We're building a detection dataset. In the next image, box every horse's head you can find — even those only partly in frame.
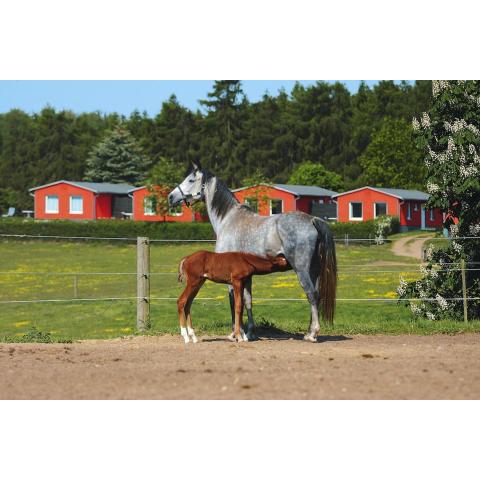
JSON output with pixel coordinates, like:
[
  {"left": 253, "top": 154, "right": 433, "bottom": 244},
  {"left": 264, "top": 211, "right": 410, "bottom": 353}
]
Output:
[{"left": 168, "top": 161, "right": 206, "bottom": 207}]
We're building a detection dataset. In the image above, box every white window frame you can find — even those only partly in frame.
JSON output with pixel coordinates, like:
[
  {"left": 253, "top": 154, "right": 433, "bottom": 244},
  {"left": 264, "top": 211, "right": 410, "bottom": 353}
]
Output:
[
  {"left": 374, "top": 202, "right": 388, "bottom": 218},
  {"left": 269, "top": 199, "right": 283, "bottom": 215},
  {"left": 244, "top": 197, "right": 258, "bottom": 213},
  {"left": 143, "top": 197, "right": 155, "bottom": 216},
  {"left": 69, "top": 195, "right": 83, "bottom": 214},
  {"left": 407, "top": 202, "right": 412, "bottom": 220},
  {"left": 429, "top": 209, "right": 434, "bottom": 221},
  {"left": 349, "top": 202, "right": 363, "bottom": 221},
  {"left": 168, "top": 205, "right": 183, "bottom": 217},
  {"left": 414, "top": 203, "right": 419, "bottom": 212},
  {"left": 45, "top": 195, "right": 59, "bottom": 214}
]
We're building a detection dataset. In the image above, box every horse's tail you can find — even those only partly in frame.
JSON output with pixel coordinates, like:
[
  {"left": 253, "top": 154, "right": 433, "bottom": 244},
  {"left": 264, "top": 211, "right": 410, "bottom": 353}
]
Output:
[
  {"left": 312, "top": 218, "right": 337, "bottom": 325},
  {"left": 178, "top": 258, "right": 186, "bottom": 283}
]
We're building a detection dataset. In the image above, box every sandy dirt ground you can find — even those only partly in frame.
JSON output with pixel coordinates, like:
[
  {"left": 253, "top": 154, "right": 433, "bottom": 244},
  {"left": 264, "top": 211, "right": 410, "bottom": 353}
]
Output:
[
  {"left": 1, "top": 333, "right": 479, "bottom": 399},
  {"left": 391, "top": 234, "right": 431, "bottom": 260}
]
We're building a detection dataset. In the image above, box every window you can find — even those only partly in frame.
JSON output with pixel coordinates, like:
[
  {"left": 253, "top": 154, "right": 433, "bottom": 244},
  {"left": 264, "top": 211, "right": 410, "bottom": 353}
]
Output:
[
  {"left": 270, "top": 199, "right": 283, "bottom": 215},
  {"left": 45, "top": 195, "right": 59, "bottom": 213},
  {"left": 429, "top": 209, "right": 434, "bottom": 221},
  {"left": 245, "top": 197, "right": 258, "bottom": 213},
  {"left": 414, "top": 203, "right": 419, "bottom": 212},
  {"left": 374, "top": 202, "right": 387, "bottom": 218},
  {"left": 349, "top": 202, "right": 362, "bottom": 220},
  {"left": 168, "top": 205, "right": 183, "bottom": 216},
  {"left": 143, "top": 197, "right": 155, "bottom": 216},
  {"left": 69, "top": 195, "right": 83, "bottom": 214},
  {"left": 407, "top": 203, "right": 412, "bottom": 220}
]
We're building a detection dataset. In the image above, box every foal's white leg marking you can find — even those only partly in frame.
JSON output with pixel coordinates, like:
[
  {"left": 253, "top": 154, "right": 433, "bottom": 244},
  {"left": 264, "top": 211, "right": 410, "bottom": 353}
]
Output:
[
  {"left": 240, "top": 328, "right": 248, "bottom": 342},
  {"left": 180, "top": 327, "right": 190, "bottom": 344},
  {"left": 187, "top": 327, "right": 198, "bottom": 344}
]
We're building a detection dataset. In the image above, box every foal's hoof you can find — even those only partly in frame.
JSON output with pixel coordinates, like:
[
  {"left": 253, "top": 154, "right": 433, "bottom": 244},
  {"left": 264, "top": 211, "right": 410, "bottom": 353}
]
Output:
[
  {"left": 303, "top": 334, "right": 317, "bottom": 343},
  {"left": 227, "top": 332, "right": 236, "bottom": 342}
]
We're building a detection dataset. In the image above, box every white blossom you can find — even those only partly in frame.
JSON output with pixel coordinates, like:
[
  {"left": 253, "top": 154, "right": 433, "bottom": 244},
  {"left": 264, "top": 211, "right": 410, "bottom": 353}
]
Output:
[
  {"left": 427, "top": 181, "right": 440, "bottom": 193},
  {"left": 450, "top": 224, "right": 459, "bottom": 237},
  {"left": 426, "top": 312, "right": 436, "bottom": 321},
  {"left": 412, "top": 117, "right": 421, "bottom": 131},
  {"left": 435, "top": 294, "right": 448, "bottom": 310},
  {"left": 469, "top": 224, "right": 480, "bottom": 236},
  {"left": 397, "top": 277, "right": 408, "bottom": 296},
  {"left": 460, "top": 164, "right": 478, "bottom": 178},
  {"left": 452, "top": 241, "right": 463, "bottom": 253},
  {"left": 410, "top": 303, "right": 422, "bottom": 315},
  {"left": 421, "top": 112, "right": 431, "bottom": 129}
]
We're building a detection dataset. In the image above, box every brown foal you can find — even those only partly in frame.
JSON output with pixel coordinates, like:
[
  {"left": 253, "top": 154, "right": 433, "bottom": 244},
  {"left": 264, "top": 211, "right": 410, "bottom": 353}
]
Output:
[{"left": 177, "top": 250, "right": 289, "bottom": 343}]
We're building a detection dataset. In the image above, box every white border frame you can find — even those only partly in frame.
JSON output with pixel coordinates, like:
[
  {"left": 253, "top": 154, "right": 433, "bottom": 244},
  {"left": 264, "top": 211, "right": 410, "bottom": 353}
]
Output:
[
  {"left": 349, "top": 201, "right": 363, "bottom": 221},
  {"left": 69, "top": 195, "right": 84, "bottom": 215},
  {"left": 45, "top": 195, "right": 59, "bottom": 214},
  {"left": 143, "top": 197, "right": 155, "bottom": 216},
  {"left": 269, "top": 198, "right": 283, "bottom": 215}
]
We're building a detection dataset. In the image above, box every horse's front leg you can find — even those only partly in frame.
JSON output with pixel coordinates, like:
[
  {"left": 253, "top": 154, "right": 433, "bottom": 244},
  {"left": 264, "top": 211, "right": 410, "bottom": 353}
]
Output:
[
  {"left": 243, "top": 277, "right": 257, "bottom": 341},
  {"left": 232, "top": 280, "right": 247, "bottom": 342}
]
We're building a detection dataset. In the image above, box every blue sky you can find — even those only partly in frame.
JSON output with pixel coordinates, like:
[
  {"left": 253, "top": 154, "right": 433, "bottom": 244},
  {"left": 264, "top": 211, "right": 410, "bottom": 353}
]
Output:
[{"left": 0, "top": 80, "right": 386, "bottom": 116}]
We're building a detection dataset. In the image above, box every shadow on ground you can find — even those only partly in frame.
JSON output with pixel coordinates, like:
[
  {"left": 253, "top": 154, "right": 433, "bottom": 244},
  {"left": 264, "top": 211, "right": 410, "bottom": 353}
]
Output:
[{"left": 201, "top": 324, "right": 351, "bottom": 343}]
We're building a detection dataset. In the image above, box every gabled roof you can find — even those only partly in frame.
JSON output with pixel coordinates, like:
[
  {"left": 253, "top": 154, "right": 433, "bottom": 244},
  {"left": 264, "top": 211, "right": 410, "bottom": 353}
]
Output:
[
  {"left": 232, "top": 183, "right": 338, "bottom": 197},
  {"left": 332, "top": 186, "right": 429, "bottom": 201},
  {"left": 29, "top": 180, "right": 134, "bottom": 195}
]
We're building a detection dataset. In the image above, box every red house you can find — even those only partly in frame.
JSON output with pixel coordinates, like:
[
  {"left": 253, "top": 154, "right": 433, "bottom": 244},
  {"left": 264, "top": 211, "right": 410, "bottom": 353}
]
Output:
[
  {"left": 30, "top": 181, "right": 133, "bottom": 220},
  {"left": 129, "top": 186, "right": 205, "bottom": 222},
  {"left": 332, "top": 187, "right": 443, "bottom": 231},
  {"left": 232, "top": 184, "right": 338, "bottom": 218}
]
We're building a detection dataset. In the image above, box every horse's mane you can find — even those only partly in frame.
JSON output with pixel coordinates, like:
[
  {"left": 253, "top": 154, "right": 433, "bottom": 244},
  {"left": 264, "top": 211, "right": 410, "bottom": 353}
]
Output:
[{"left": 202, "top": 170, "right": 247, "bottom": 220}]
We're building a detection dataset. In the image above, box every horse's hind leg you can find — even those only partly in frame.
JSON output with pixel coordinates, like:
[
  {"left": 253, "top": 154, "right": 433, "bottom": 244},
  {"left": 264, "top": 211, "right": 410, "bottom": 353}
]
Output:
[
  {"left": 296, "top": 269, "right": 320, "bottom": 342},
  {"left": 243, "top": 278, "right": 256, "bottom": 341},
  {"left": 184, "top": 279, "right": 204, "bottom": 343}
]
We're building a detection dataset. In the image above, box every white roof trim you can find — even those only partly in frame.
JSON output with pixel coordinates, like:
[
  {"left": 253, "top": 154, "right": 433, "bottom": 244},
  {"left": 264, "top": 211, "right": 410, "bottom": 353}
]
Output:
[
  {"left": 231, "top": 183, "right": 273, "bottom": 193},
  {"left": 332, "top": 186, "right": 403, "bottom": 200},
  {"left": 29, "top": 180, "right": 98, "bottom": 194},
  {"left": 127, "top": 186, "right": 147, "bottom": 193}
]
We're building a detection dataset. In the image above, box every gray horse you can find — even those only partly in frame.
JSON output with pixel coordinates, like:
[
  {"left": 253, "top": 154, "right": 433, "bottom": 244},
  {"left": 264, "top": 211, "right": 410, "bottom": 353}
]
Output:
[{"left": 168, "top": 162, "right": 337, "bottom": 342}]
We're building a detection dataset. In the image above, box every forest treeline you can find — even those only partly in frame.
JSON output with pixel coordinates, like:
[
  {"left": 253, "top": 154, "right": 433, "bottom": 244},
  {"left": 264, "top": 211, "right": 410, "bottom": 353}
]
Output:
[{"left": 0, "top": 80, "right": 432, "bottom": 211}]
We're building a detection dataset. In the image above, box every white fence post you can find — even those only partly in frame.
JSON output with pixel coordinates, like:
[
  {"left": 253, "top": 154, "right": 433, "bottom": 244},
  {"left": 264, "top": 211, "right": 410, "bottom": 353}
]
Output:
[{"left": 137, "top": 236, "right": 151, "bottom": 331}]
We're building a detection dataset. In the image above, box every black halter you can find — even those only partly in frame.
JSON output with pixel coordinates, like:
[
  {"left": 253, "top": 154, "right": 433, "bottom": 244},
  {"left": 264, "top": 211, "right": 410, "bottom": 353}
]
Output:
[{"left": 175, "top": 181, "right": 205, "bottom": 207}]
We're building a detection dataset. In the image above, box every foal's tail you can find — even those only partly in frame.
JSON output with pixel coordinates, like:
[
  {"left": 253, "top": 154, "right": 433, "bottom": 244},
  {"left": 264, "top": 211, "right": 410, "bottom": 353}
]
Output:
[
  {"left": 178, "top": 258, "right": 186, "bottom": 283},
  {"left": 312, "top": 218, "right": 337, "bottom": 325}
]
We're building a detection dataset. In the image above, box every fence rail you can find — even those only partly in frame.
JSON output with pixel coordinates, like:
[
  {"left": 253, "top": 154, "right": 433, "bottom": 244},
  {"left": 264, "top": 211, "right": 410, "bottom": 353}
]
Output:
[{"left": 1, "top": 234, "right": 479, "bottom": 326}]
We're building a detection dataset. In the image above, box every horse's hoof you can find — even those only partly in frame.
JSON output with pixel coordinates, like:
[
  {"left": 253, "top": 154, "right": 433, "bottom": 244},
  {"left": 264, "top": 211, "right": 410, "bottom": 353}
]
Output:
[
  {"left": 191, "top": 336, "right": 198, "bottom": 344},
  {"left": 183, "top": 337, "right": 190, "bottom": 344},
  {"left": 246, "top": 331, "right": 257, "bottom": 341},
  {"left": 227, "top": 332, "right": 236, "bottom": 342},
  {"left": 303, "top": 334, "right": 317, "bottom": 343}
]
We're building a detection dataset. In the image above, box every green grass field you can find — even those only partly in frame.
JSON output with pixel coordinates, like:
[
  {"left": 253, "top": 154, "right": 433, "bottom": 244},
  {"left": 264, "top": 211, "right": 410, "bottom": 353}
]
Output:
[{"left": 1, "top": 234, "right": 479, "bottom": 341}]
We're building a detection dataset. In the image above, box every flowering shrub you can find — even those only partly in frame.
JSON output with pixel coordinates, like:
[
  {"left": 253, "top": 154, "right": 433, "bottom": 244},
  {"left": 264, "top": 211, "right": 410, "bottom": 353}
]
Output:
[
  {"left": 374, "top": 215, "right": 399, "bottom": 244},
  {"left": 398, "top": 81, "right": 480, "bottom": 321}
]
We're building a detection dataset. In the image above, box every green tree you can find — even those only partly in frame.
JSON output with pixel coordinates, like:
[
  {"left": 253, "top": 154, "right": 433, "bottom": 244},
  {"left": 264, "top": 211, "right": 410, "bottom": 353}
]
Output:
[
  {"left": 84, "top": 126, "right": 151, "bottom": 184},
  {"left": 359, "top": 117, "right": 425, "bottom": 189},
  {"left": 398, "top": 81, "right": 480, "bottom": 321},
  {"left": 199, "top": 80, "right": 247, "bottom": 184},
  {"left": 288, "top": 162, "right": 344, "bottom": 191}
]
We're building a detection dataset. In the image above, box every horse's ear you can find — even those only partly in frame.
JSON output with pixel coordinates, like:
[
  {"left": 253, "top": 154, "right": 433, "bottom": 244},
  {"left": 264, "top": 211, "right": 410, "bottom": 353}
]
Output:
[{"left": 192, "top": 160, "right": 202, "bottom": 172}]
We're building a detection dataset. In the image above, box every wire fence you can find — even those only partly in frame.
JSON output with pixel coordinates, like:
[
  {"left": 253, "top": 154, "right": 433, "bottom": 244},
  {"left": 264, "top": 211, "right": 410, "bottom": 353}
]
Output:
[{"left": 0, "top": 233, "right": 478, "bottom": 327}]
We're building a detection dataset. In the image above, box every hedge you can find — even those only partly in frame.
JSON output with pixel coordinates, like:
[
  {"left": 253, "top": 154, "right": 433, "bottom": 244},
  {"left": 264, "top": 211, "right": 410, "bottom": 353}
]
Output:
[
  {"left": 0, "top": 218, "right": 215, "bottom": 241},
  {"left": 0, "top": 216, "right": 399, "bottom": 242}
]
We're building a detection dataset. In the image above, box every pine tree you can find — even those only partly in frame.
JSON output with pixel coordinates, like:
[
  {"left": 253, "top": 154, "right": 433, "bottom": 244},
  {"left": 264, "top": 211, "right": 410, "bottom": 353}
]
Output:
[
  {"left": 84, "top": 126, "right": 151, "bottom": 184},
  {"left": 398, "top": 81, "right": 480, "bottom": 321}
]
